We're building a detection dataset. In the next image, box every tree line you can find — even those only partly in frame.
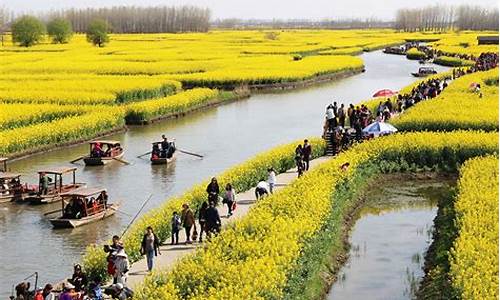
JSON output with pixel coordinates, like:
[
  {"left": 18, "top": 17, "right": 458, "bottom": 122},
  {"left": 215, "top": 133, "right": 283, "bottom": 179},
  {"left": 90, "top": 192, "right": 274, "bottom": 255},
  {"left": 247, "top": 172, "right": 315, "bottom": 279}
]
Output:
[
  {"left": 212, "top": 18, "right": 393, "bottom": 29},
  {"left": 395, "top": 4, "right": 499, "bottom": 31}
]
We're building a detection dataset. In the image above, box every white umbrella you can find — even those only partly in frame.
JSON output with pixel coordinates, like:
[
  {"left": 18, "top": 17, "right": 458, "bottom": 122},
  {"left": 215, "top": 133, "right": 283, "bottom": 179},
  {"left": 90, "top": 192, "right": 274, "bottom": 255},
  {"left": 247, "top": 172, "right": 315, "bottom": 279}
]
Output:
[{"left": 362, "top": 121, "right": 398, "bottom": 136}]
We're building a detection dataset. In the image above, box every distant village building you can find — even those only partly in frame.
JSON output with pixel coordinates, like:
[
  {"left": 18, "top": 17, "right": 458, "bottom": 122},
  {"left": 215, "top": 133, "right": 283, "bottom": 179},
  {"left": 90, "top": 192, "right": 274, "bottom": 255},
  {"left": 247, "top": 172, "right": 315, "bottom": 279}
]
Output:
[{"left": 477, "top": 36, "right": 499, "bottom": 45}]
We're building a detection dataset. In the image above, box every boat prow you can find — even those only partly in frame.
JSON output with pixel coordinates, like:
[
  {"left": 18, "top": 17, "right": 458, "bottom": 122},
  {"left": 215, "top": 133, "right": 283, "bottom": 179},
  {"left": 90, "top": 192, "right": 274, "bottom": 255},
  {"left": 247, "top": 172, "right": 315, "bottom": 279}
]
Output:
[
  {"left": 50, "top": 203, "right": 119, "bottom": 228},
  {"left": 151, "top": 155, "right": 176, "bottom": 165},
  {"left": 83, "top": 152, "right": 124, "bottom": 166}
]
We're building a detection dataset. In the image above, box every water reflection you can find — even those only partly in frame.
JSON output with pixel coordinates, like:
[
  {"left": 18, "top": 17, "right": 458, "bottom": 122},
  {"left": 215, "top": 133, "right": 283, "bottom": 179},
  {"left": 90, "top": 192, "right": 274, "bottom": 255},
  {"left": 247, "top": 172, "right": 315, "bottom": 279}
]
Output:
[{"left": 327, "top": 176, "right": 455, "bottom": 300}]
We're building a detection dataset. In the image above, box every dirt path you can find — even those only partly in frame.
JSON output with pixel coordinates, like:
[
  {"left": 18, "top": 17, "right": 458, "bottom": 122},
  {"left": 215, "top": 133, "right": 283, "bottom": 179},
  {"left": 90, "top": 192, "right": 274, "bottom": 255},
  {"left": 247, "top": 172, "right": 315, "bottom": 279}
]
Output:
[{"left": 126, "top": 156, "right": 331, "bottom": 287}]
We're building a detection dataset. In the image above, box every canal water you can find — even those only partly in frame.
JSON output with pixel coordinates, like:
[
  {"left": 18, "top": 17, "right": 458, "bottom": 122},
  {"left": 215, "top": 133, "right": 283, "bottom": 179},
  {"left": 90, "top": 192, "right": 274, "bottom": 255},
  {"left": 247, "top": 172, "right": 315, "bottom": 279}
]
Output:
[
  {"left": 327, "top": 176, "right": 455, "bottom": 300},
  {"left": 0, "top": 51, "right": 448, "bottom": 295}
]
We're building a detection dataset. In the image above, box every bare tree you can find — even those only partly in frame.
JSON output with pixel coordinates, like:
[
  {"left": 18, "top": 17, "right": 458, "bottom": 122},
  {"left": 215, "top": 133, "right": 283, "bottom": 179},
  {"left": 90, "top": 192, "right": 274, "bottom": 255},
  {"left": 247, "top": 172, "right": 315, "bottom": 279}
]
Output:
[
  {"left": 0, "top": 6, "right": 11, "bottom": 46},
  {"left": 40, "top": 5, "right": 211, "bottom": 33},
  {"left": 395, "top": 4, "right": 497, "bottom": 32}
]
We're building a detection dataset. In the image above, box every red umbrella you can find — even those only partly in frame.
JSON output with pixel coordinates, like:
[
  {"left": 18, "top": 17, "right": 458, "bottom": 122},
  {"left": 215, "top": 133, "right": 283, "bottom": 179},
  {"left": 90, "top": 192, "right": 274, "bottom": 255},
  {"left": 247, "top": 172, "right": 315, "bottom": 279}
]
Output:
[{"left": 373, "top": 89, "right": 397, "bottom": 97}]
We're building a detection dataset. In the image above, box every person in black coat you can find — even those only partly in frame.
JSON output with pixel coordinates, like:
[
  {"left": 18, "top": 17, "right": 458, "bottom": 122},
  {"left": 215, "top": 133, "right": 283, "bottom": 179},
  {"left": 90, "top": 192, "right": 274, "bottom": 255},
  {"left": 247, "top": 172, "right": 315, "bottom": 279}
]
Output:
[
  {"left": 205, "top": 201, "right": 221, "bottom": 239},
  {"left": 206, "top": 177, "right": 220, "bottom": 205}
]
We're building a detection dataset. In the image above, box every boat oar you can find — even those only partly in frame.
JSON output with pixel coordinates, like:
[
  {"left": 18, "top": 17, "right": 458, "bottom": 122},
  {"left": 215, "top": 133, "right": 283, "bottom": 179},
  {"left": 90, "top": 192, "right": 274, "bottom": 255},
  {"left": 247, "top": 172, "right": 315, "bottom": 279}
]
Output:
[
  {"left": 43, "top": 208, "right": 62, "bottom": 216},
  {"left": 70, "top": 156, "right": 85, "bottom": 164},
  {"left": 137, "top": 151, "right": 152, "bottom": 159},
  {"left": 178, "top": 149, "right": 204, "bottom": 158},
  {"left": 112, "top": 157, "right": 131, "bottom": 165}
]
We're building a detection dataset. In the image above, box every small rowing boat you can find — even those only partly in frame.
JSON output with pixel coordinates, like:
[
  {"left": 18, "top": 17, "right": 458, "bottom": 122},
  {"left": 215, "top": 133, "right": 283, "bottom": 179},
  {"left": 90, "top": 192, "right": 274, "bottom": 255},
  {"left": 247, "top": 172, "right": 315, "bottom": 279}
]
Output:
[
  {"left": 49, "top": 187, "right": 119, "bottom": 228},
  {"left": 83, "top": 140, "right": 124, "bottom": 166},
  {"left": 27, "top": 167, "right": 86, "bottom": 204},
  {"left": 150, "top": 141, "right": 176, "bottom": 165}
]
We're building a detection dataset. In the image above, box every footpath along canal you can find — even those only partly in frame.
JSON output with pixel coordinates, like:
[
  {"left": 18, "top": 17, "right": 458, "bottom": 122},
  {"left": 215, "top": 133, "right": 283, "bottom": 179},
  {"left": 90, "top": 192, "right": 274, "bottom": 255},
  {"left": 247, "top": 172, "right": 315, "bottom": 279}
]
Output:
[{"left": 0, "top": 51, "right": 449, "bottom": 295}]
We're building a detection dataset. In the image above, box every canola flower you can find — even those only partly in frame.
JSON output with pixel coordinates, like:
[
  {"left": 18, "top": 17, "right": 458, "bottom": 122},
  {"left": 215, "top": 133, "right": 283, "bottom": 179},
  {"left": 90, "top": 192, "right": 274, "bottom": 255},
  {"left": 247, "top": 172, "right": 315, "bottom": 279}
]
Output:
[
  {"left": 392, "top": 68, "right": 499, "bottom": 132},
  {"left": 450, "top": 156, "right": 498, "bottom": 300},
  {"left": 0, "top": 103, "right": 95, "bottom": 130},
  {"left": 125, "top": 88, "right": 220, "bottom": 123},
  {"left": 0, "top": 109, "right": 125, "bottom": 156},
  {"left": 130, "top": 131, "right": 498, "bottom": 299}
]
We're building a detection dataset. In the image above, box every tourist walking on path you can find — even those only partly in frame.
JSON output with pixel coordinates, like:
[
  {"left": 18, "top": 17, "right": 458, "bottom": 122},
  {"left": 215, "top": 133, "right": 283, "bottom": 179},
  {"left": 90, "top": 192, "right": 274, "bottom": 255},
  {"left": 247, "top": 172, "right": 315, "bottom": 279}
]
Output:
[
  {"left": 206, "top": 177, "right": 220, "bottom": 205},
  {"left": 181, "top": 204, "right": 195, "bottom": 244},
  {"left": 295, "top": 144, "right": 304, "bottom": 177},
  {"left": 302, "top": 139, "right": 312, "bottom": 171},
  {"left": 170, "top": 212, "right": 181, "bottom": 245},
  {"left": 348, "top": 104, "right": 355, "bottom": 127},
  {"left": 113, "top": 248, "right": 130, "bottom": 285},
  {"left": 223, "top": 183, "right": 236, "bottom": 217},
  {"left": 205, "top": 201, "right": 221, "bottom": 239},
  {"left": 197, "top": 201, "right": 208, "bottom": 242},
  {"left": 140, "top": 226, "right": 160, "bottom": 272},
  {"left": 104, "top": 235, "right": 123, "bottom": 283},
  {"left": 255, "top": 181, "right": 269, "bottom": 200},
  {"left": 326, "top": 104, "right": 336, "bottom": 132},
  {"left": 267, "top": 168, "right": 276, "bottom": 193},
  {"left": 338, "top": 104, "right": 346, "bottom": 128}
]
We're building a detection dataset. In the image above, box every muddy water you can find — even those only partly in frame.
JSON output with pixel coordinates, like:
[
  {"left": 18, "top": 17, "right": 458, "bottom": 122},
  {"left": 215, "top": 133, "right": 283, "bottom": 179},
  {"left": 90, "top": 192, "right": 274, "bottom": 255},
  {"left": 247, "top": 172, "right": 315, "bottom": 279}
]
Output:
[
  {"left": 328, "top": 176, "right": 455, "bottom": 300},
  {"left": 0, "top": 51, "right": 449, "bottom": 295}
]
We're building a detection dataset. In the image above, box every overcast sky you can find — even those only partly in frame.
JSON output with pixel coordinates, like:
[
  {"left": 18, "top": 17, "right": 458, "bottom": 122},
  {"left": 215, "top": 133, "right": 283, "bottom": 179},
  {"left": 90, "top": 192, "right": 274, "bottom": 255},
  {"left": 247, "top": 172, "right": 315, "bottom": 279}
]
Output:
[{"left": 3, "top": 0, "right": 499, "bottom": 20}]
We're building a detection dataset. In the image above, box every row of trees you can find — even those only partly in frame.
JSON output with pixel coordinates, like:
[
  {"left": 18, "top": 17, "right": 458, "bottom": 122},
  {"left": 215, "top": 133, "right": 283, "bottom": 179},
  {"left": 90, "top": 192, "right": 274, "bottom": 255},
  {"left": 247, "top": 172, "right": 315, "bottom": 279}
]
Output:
[
  {"left": 10, "top": 16, "right": 109, "bottom": 47},
  {"left": 44, "top": 6, "right": 210, "bottom": 33},
  {"left": 212, "top": 18, "right": 393, "bottom": 29},
  {"left": 395, "top": 4, "right": 499, "bottom": 31}
]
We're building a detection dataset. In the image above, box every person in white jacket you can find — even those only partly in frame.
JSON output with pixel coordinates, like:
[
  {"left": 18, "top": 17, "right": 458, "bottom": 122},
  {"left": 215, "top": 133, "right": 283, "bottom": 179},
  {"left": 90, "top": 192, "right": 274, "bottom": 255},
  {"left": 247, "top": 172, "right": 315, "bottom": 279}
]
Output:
[
  {"left": 113, "top": 248, "right": 130, "bottom": 285},
  {"left": 267, "top": 168, "right": 276, "bottom": 193}
]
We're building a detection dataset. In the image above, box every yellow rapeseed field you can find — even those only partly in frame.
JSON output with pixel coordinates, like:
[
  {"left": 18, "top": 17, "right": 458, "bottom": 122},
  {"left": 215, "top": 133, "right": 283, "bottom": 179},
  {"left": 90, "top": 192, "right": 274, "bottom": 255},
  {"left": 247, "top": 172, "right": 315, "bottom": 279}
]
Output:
[{"left": 450, "top": 156, "right": 498, "bottom": 300}]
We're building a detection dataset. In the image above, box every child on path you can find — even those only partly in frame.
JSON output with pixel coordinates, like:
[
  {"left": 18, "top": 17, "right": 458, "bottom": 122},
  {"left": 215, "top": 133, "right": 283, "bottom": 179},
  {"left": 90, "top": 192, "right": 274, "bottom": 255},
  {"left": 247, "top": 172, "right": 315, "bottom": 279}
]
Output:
[{"left": 171, "top": 211, "right": 181, "bottom": 245}]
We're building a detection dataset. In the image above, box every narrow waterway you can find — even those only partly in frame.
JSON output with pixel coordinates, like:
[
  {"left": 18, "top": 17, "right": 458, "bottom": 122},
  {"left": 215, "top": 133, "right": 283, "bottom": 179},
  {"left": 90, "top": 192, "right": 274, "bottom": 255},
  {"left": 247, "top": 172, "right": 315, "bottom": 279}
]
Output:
[
  {"left": 327, "top": 176, "right": 455, "bottom": 300},
  {"left": 0, "top": 51, "right": 449, "bottom": 295}
]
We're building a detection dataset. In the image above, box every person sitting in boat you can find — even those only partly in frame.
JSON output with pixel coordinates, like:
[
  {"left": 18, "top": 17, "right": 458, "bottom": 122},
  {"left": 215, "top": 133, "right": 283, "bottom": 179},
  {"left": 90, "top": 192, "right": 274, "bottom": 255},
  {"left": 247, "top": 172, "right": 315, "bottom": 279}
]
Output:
[
  {"left": 63, "top": 199, "right": 76, "bottom": 218},
  {"left": 97, "top": 191, "right": 108, "bottom": 208},
  {"left": 160, "top": 135, "right": 170, "bottom": 158},
  {"left": 0, "top": 180, "right": 9, "bottom": 196},
  {"left": 151, "top": 143, "right": 161, "bottom": 160},
  {"left": 166, "top": 141, "right": 176, "bottom": 158},
  {"left": 104, "top": 144, "right": 113, "bottom": 157},
  {"left": 92, "top": 143, "right": 104, "bottom": 158},
  {"left": 74, "top": 198, "right": 86, "bottom": 219},
  {"left": 88, "top": 197, "right": 100, "bottom": 214}
]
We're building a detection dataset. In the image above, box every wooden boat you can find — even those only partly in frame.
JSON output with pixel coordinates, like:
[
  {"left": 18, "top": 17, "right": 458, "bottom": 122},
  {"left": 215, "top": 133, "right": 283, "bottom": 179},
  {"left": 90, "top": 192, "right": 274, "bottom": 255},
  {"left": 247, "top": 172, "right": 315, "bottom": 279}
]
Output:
[
  {"left": 27, "top": 167, "right": 86, "bottom": 204},
  {"left": 411, "top": 67, "right": 438, "bottom": 77},
  {"left": 0, "top": 172, "right": 35, "bottom": 203},
  {"left": 150, "top": 141, "right": 176, "bottom": 165},
  {"left": 0, "top": 157, "right": 8, "bottom": 172},
  {"left": 83, "top": 140, "right": 124, "bottom": 166},
  {"left": 383, "top": 46, "right": 406, "bottom": 55},
  {"left": 49, "top": 187, "right": 119, "bottom": 228}
]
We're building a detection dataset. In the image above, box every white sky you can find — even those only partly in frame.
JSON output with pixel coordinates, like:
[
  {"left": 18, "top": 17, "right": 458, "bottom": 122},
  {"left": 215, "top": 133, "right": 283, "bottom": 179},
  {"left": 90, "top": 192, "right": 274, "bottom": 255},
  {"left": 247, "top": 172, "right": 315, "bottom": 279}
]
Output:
[{"left": 3, "top": 0, "right": 499, "bottom": 20}]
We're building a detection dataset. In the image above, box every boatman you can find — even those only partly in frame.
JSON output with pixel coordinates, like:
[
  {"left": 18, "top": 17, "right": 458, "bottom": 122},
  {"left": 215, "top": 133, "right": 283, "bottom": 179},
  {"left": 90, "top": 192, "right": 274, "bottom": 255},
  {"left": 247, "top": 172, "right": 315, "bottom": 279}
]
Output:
[{"left": 160, "top": 135, "right": 170, "bottom": 158}]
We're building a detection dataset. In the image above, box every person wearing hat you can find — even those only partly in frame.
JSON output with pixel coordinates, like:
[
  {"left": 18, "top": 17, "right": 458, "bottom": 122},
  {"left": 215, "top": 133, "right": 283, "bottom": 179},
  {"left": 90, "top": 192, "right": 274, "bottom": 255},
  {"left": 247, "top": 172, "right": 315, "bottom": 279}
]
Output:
[
  {"left": 59, "top": 283, "right": 77, "bottom": 300},
  {"left": 113, "top": 248, "right": 130, "bottom": 284},
  {"left": 104, "top": 235, "right": 123, "bottom": 282}
]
